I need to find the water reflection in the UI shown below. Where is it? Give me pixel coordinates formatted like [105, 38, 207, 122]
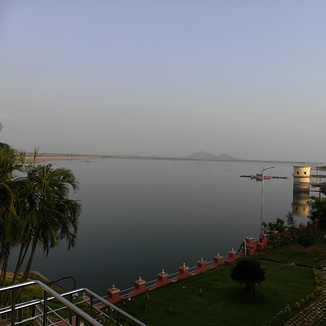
[292, 191, 310, 218]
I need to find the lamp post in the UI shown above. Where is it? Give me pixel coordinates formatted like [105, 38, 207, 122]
[260, 166, 274, 238]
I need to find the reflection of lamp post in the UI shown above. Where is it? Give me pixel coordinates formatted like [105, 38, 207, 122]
[260, 166, 274, 238]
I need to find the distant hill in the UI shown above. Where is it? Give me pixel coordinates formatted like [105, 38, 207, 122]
[185, 151, 218, 160]
[184, 151, 240, 161]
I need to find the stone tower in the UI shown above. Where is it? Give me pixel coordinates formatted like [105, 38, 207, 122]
[293, 166, 311, 191]
[292, 166, 311, 217]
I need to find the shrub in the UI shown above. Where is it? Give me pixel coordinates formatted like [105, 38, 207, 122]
[314, 286, 322, 296]
[264, 304, 292, 325]
[297, 231, 315, 250]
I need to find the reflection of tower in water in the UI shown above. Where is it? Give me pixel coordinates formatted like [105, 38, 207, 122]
[292, 191, 310, 218]
[292, 166, 310, 218]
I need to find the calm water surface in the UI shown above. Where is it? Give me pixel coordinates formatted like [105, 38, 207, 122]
[11, 159, 311, 295]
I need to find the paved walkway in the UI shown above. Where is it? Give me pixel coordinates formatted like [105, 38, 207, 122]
[284, 266, 326, 326]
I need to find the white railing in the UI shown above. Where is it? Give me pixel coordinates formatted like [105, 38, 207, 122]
[0, 280, 146, 326]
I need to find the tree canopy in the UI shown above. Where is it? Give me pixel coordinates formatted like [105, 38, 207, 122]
[309, 196, 326, 226]
[231, 258, 266, 293]
[0, 122, 82, 290]
[297, 231, 315, 250]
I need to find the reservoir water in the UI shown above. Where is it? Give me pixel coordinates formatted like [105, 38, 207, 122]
[10, 159, 313, 295]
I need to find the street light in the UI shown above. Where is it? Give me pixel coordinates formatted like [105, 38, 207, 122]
[260, 166, 274, 238]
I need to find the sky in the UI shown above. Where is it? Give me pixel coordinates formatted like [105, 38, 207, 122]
[1, 1, 326, 162]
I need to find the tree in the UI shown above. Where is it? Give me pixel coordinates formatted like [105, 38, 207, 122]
[231, 259, 266, 293]
[286, 211, 296, 229]
[0, 142, 21, 287]
[297, 231, 315, 251]
[16, 163, 82, 285]
[309, 196, 326, 226]
[262, 217, 286, 234]
[0, 122, 82, 290]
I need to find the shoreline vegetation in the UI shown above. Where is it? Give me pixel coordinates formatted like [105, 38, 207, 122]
[24, 152, 322, 165]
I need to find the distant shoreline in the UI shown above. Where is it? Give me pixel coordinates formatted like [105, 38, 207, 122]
[23, 153, 321, 165]
[24, 153, 104, 163]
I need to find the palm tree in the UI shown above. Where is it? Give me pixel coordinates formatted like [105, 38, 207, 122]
[0, 148, 82, 288]
[0, 143, 21, 288]
[0, 122, 17, 289]
[0, 122, 82, 291]
[17, 163, 82, 285]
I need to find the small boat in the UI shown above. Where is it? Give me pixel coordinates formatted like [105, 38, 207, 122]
[251, 174, 272, 181]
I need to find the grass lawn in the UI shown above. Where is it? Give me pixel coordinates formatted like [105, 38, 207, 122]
[118, 260, 314, 326]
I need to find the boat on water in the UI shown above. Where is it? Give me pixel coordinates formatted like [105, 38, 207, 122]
[241, 174, 287, 180]
[250, 174, 272, 181]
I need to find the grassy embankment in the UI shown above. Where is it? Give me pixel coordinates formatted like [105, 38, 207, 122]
[116, 228, 326, 326]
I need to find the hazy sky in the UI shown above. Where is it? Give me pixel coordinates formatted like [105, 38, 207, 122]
[1, 1, 326, 162]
